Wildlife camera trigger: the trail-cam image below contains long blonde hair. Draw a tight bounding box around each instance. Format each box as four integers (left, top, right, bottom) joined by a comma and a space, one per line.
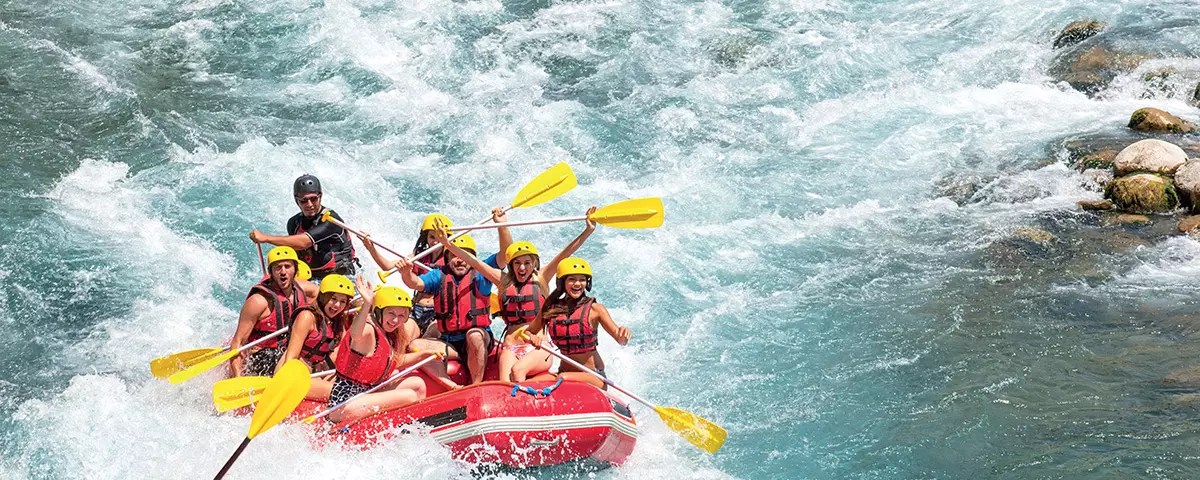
499, 253, 547, 303
371, 307, 413, 365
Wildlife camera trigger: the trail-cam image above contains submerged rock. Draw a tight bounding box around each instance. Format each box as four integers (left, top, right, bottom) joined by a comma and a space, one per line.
1050, 45, 1150, 95
1167, 365, 1200, 386
1128, 108, 1197, 134
1079, 199, 1113, 211
1113, 139, 1187, 176
1179, 215, 1200, 233
1105, 173, 1179, 213
1104, 213, 1153, 225
1012, 227, 1057, 247
1074, 149, 1118, 171
1053, 20, 1105, 49
1173, 160, 1200, 211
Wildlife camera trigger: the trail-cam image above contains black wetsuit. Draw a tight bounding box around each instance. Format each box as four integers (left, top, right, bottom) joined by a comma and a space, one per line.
287, 208, 357, 280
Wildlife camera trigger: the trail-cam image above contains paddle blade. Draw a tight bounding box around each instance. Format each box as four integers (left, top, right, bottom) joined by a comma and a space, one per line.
150, 348, 223, 379
590, 197, 665, 229
655, 406, 727, 454
212, 376, 271, 413
510, 162, 576, 209
247, 359, 311, 439
168, 349, 239, 385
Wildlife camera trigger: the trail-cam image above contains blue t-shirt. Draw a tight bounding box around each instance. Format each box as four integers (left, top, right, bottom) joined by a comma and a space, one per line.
418, 253, 499, 296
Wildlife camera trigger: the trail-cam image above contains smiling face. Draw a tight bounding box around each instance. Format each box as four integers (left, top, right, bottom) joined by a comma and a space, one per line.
445, 251, 472, 276
295, 192, 322, 217
378, 306, 410, 333
510, 255, 536, 282
322, 292, 350, 318
562, 274, 589, 299
270, 260, 297, 291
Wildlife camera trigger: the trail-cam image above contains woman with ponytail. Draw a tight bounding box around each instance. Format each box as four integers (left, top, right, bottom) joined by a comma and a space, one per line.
325, 277, 430, 423
278, 274, 357, 400
522, 258, 631, 390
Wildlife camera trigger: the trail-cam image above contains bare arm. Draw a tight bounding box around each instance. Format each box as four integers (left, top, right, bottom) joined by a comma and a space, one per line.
395, 257, 425, 291
279, 310, 316, 371
361, 234, 399, 271
493, 207, 513, 267
590, 303, 630, 345
347, 276, 377, 354
297, 279, 320, 303
229, 294, 269, 376
249, 230, 314, 250
542, 206, 597, 280
430, 227, 503, 284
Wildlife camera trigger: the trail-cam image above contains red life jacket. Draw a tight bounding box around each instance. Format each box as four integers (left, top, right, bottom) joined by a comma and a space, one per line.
247, 278, 308, 349
499, 281, 543, 327
291, 306, 337, 366
414, 254, 446, 276
434, 269, 491, 335
333, 323, 394, 388
549, 298, 597, 355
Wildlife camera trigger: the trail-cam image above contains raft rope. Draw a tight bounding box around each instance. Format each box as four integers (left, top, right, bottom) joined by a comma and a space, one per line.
510, 377, 564, 397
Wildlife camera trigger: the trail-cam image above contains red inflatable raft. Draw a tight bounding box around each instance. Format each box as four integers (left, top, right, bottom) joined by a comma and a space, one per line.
287, 362, 638, 469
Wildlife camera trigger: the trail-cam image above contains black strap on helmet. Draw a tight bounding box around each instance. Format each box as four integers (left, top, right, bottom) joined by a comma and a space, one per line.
293, 174, 322, 195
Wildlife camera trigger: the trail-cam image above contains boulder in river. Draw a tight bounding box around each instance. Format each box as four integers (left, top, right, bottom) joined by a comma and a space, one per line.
1053, 20, 1105, 49
1178, 215, 1200, 233
1173, 159, 1200, 211
1112, 139, 1187, 176
1050, 45, 1150, 96
1104, 173, 1179, 214
1078, 199, 1113, 211
1128, 107, 1197, 134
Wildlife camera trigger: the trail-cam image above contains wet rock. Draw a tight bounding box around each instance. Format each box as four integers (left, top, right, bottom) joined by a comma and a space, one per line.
1179, 215, 1200, 233
1141, 68, 1178, 98
1192, 82, 1200, 108
1113, 139, 1187, 176
1128, 107, 1197, 134
1104, 213, 1153, 225
1167, 366, 1200, 386
1079, 199, 1113, 211
1173, 160, 1200, 211
1012, 227, 1057, 247
1050, 45, 1151, 95
933, 173, 992, 205
1053, 20, 1105, 49
1074, 149, 1118, 171
1105, 173, 1179, 213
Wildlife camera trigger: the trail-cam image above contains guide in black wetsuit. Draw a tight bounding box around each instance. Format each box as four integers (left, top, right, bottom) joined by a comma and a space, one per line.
249, 174, 359, 280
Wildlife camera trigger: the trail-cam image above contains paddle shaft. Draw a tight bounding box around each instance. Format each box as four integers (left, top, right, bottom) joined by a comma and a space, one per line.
213, 437, 251, 480
319, 214, 433, 271
450, 215, 585, 232
306, 354, 439, 422
236, 326, 290, 354
537, 342, 657, 410
256, 244, 266, 276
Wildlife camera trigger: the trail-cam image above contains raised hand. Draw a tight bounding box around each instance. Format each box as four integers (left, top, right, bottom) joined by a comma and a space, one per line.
584, 206, 598, 233
492, 206, 508, 223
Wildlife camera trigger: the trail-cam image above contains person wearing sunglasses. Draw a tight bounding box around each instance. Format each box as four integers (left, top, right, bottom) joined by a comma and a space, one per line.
249, 174, 359, 280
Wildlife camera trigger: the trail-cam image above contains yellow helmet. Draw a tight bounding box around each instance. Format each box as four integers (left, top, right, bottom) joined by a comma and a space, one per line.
373, 286, 413, 310
557, 257, 593, 279
450, 234, 476, 253
421, 214, 452, 231
295, 261, 312, 281
267, 246, 300, 267
320, 274, 354, 297
505, 241, 539, 262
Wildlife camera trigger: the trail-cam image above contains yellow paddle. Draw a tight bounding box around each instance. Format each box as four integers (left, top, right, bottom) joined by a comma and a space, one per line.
167, 327, 290, 385
150, 348, 225, 379
518, 329, 727, 454
448, 197, 665, 232
378, 162, 577, 281
212, 369, 335, 413
212, 359, 311, 480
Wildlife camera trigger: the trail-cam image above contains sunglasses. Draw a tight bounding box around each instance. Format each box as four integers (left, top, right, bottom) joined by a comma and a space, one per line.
295, 194, 321, 205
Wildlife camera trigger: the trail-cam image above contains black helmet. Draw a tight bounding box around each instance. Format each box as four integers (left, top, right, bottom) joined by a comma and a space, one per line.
293, 174, 322, 195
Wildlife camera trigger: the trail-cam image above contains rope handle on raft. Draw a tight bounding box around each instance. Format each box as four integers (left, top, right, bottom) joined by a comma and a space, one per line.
510, 377, 564, 398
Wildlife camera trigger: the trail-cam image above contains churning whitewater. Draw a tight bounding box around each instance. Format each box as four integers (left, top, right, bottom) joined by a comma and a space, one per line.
5, 0, 1200, 478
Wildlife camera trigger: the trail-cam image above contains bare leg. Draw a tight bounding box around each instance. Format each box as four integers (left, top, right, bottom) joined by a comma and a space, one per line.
498, 348, 517, 383
558, 371, 606, 390
465, 328, 487, 384
511, 351, 553, 383
328, 377, 427, 424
